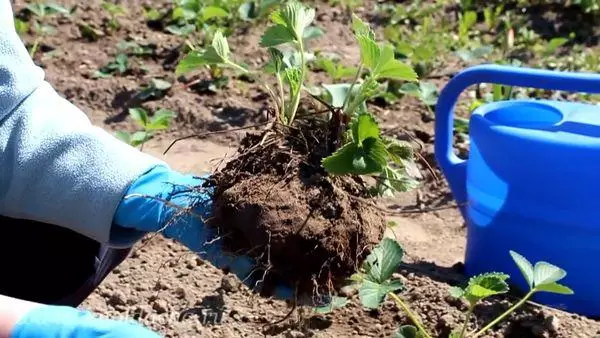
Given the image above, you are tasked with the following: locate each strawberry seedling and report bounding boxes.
[170,1,420,299]
[116,107,176,149]
[322,238,574,338]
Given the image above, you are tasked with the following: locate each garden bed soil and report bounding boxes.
[11,0,600,336]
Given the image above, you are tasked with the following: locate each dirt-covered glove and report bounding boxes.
[10,304,161,338]
[112,165,294,299]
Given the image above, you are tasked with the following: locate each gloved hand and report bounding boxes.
[10,304,161,338]
[113,165,293,299]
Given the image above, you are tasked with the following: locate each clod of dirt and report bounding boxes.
[204,117,386,296]
[221,274,240,293]
[152,299,169,314]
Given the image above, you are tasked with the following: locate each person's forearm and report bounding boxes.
[0,295,41,338]
[0,0,165,247]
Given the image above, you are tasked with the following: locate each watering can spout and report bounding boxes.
[435,64,600,216]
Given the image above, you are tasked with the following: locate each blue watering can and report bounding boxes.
[435,64,600,317]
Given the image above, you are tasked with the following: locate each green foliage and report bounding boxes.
[20,2,72,58]
[316,234,574,338]
[176,2,418,197]
[313,54,358,81]
[320,14,418,196]
[93,53,130,78]
[116,107,176,147]
[155,0,280,46]
[101,2,127,32]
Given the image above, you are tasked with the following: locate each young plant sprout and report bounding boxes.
[116,107,176,149]
[327,238,574,338]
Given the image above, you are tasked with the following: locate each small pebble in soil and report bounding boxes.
[174,286,187,299]
[108,291,127,307]
[221,274,240,293]
[154,279,170,291]
[152,299,169,314]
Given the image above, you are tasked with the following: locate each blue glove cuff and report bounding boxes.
[11,305,161,338]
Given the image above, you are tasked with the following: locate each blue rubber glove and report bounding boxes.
[113,166,293,299]
[10,305,161,338]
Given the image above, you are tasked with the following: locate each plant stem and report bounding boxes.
[226,60,250,75]
[343,62,364,111]
[30,37,41,58]
[471,290,535,338]
[275,71,285,119]
[458,306,474,338]
[286,40,306,125]
[388,292,432,338]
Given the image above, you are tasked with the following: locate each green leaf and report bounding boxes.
[363,238,404,283]
[46,3,71,15]
[115,131,131,144]
[351,113,380,145]
[165,24,195,36]
[359,279,403,309]
[303,26,324,41]
[394,325,424,338]
[260,25,296,47]
[384,138,414,165]
[284,67,302,95]
[176,51,209,75]
[129,108,149,127]
[535,282,574,295]
[202,6,228,20]
[356,34,380,70]
[147,109,176,130]
[464,272,509,305]
[351,13,374,39]
[271,1,316,41]
[322,83,355,108]
[322,138,387,175]
[510,250,535,289]
[533,261,567,287]
[130,131,152,146]
[144,8,162,21]
[151,78,172,91]
[449,330,462,338]
[358,138,388,173]
[449,286,465,298]
[313,296,349,314]
[268,47,284,73]
[211,30,230,61]
[175,31,235,75]
[376,166,419,197]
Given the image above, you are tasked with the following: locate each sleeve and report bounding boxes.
[0,0,167,247]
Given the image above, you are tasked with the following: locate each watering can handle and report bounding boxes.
[435,64,600,207]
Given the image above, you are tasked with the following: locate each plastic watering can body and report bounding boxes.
[435,64,600,317]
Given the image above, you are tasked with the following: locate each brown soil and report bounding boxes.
[206,119,386,296]
[10,0,600,337]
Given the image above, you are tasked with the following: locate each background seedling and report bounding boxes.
[22,2,72,58]
[101,1,127,33]
[116,107,176,149]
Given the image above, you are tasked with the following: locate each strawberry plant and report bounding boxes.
[169,1,422,303]
[321,238,574,338]
[21,2,72,58]
[177,2,420,196]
